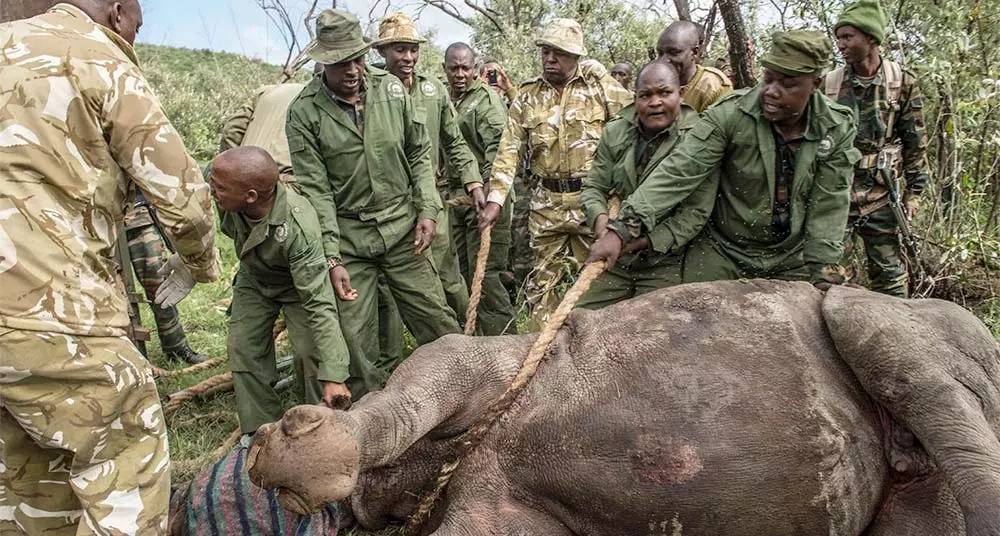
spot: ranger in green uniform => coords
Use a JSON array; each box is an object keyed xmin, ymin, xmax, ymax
[
  {"xmin": 589, "ymin": 30, "xmax": 861, "ymax": 286},
  {"xmin": 444, "ymin": 42, "xmax": 517, "ymax": 334},
  {"xmin": 373, "ymin": 12, "xmax": 479, "ymax": 362},
  {"xmin": 211, "ymin": 147, "xmax": 352, "ymax": 434},
  {"xmin": 287, "ymin": 9, "xmax": 460, "ymax": 395},
  {"xmin": 578, "ymin": 62, "xmax": 716, "ymax": 309},
  {"xmin": 828, "ymin": 0, "xmax": 928, "ymax": 297}
]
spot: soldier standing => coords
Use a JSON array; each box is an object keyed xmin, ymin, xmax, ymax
[
  {"xmin": 479, "ymin": 18, "xmax": 633, "ymax": 330},
  {"xmin": 125, "ymin": 193, "xmax": 207, "ymax": 363},
  {"xmin": 444, "ymin": 42, "xmax": 517, "ymax": 334},
  {"xmin": 610, "ymin": 62, "xmax": 634, "ymax": 90},
  {"xmin": 578, "ymin": 62, "xmax": 716, "ymax": 309},
  {"xmin": 589, "ymin": 31, "xmax": 861, "ymax": 287},
  {"xmin": 210, "ymin": 147, "xmax": 352, "ymax": 434},
  {"xmin": 828, "ymin": 0, "xmax": 928, "ymax": 297},
  {"xmin": 656, "ymin": 20, "xmax": 733, "ymax": 112},
  {"xmin": 0, "ymin": 1, "xmax": 220, "ymax": 533},
  {"xmin": 372, "ymin": 13, "xmax": 478, "ymax": 363},
  {"xmin": 220, "ymin": 81, "xmax": 307, "ymax": 182},
  {"xmin": 287, "ymin": 9, "xmax": 460, "ymax": 397}
]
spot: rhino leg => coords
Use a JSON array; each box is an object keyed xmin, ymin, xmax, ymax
[
  {"xmin": 823, "ymin": 286, "xmax": 1000, "ymax": 536},
  {"xmin": 430, "ymin": 500, "xmax": 574, "ymax": 536},
  {"xmin": 864, "ymin": 472, "xmax": 965, "ymax": 536}
]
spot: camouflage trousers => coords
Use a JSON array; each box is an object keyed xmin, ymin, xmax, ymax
[
  {"xmin": 0, "ymin": 329, "xmax": 169, "ymax": 535},
  {"xmin": 452, "ymin": 191, "xmax": 516, "ymax": 336},
  {"xmin": 842, "ymin": 203, "xmax": 908, "ymax": 298},
  {"xmin": 526, "ymin": 186, "xmax": 593, "ymax": 331},
  {"xmin": 126, "ymin": 222, "xmax": 190, "ymax": 352},
  {"xmin": 507, "ymin": 177, "xmax": 533, "ymax": 302}
]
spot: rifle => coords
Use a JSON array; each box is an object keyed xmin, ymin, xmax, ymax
[
  {"xmin": 877, "ymin": 150, "xmax": 933, "ymax": 296},
  {"xmin": 115, "ymin": 228, "xmax": 152, "ymax": 355}
]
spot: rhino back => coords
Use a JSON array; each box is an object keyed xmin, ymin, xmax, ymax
[{"xmin": 471, "ymin": 280, "xmax": 887, "ymax": 536}]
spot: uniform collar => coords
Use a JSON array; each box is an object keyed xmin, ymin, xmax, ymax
[
  {"xmin": 454, "ymin": 79, "xmax": 485, "ymax": 101},
  {"xmin": 51, "ymin": 3, "xmax": 140, "ymax": 67},
  {"xmin": 846, "ymin": 55, "xmax": 886, "ymax": 87},
  {"xmin": 239, "ymin": 183, "xmax": 289, "ymax": 255}
]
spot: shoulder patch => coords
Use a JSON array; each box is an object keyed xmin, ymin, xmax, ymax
[
  {"xmin": 386, "ymin": 79, "xmax": 405, "ymax": 99},
  {"xmin": 817, "ymin": 135, "xmax": 835, "ymax": 158},
  {"xmin": 273, "ymin": 222, "xmax": 289, "ymax": 243}
]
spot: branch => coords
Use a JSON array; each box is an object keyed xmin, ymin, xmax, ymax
[
  {"xmin": 303, "ymin": 0, "xmax": 321, "ymax": 39},
  {"xmin": 463, "ymin": 0, "xmax": 505, "ymax": 34}
]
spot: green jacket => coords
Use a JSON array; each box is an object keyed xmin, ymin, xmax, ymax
[
  {"xmin": 617, "ymin": 88, "xmax": 861, "ymax": 271},
  {"xmin": 447, "ymin": 80, "xmax": 508, "ymax": 191},
  {"xmin": 286, "ymin": 67, "xmax": 439, "ymax": 261},
  {"xmin": 408, "ymin": 72, "xmax": 479, "ymax": 189},
  {"xmin": 583, "ymin": 104, "xmax": 715, "ymax": 255},
  {"xmin": 219, "ymin": 183, "xmax": 349, "ymax": 383}
]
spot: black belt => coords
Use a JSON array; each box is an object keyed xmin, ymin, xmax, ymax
[{"xmin": 540, "ymin": 178, "xmax": 583, "ymax": 193}]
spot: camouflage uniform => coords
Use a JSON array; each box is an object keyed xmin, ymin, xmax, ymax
[
  {"xmin": 0, "ymin": 5, "xmax": 220, "ymax": 535},
  {"xmin": 124, "ymin": 195, "xmax": 193, "ymax": 354},
  {"xmin": 577, "ymin": 105, "xmax": 715, "ymax": 309},
  {"xmin": 220, "ymin": 83, "xmax": 306, "ymax": 181},
  {"xmin": 448, "ymin": 79, "xmax": 517, "ymax": 335},
  {"xmin": 488, "ymin": 22, "xmax": 633, "ymax": 329},
  {"xmin": 826, "ymin": 59, "xmax": 928, "ymax": 297},
  {"xmin": 682, "ymin": 64, "xmax": 734, "ymax": 112}
]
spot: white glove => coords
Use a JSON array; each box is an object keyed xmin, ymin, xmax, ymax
[{"xmin": 154, "ymin": 255, "xmax": 196, "ymax": 308}]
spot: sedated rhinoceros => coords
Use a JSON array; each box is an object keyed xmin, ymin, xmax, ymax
[{"xmin": 247, "ymin": 280, "xmax": 1000, "ymax": 536}]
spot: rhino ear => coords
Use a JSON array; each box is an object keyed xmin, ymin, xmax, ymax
[{"xmin": 281, "ymin": 405, "xmax": 328, "ymax": 438}]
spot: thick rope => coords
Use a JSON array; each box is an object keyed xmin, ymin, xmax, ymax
[
  {"xmin": 446, "ymin": 196, "xmax": 473, "ymax": 208},
  {"xmin": 463, "ymin": 226, "xmax": 492, "ymax": 336},
  {"xmin": 164, "ymin": 372, "xmax": 234, "ymax": 414},
  {"xmin": 406, "ymin": 200, "xmax": 620, "ymax": 534},
  {"xmin": 151, "ymin": 356, "xmax": 226, "ymax": 378}
]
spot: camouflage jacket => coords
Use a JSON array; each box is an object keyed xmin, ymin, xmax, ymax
[
  {"xmin": 220, "ymin": 83, "xmax": 306, "ymax": 177},
  {"xmin": 219, "ymin": 183, "xmax": 349, "ymax": 383},
  {"xmin": 826, "ymin": 57, "xmax": 928, "ymax": 204},
  {"xmin": 583, "ymin": 104, "xmax": 714, "ymax": 255},
  {"xmin": 447, "ymin": 80, "xmax": 508, "ymax": 193},
  {"xmin": 615, "ymin": 88, "xmax": 861, "ymax": 271},
  {"xmin": 486, "ymin": 67, "xmax": 633, "ymax": 205},
  {"xmin": 0, "ymin": 4, "xmax": 219, "ymax": 337},
  {"xmin": 683, "ymin": 65, "xmax": 734, "ymax": 113},
  {"xmin": 286, "ymin": 67, "xmax": 439, "ymax": 261},
  {"xmin": 408, "ymin": 72, "xmax": 479, "ymax": 190}
]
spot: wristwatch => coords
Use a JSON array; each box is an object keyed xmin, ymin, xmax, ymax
[{"xmin": 327, "ymin": 258, "xmax": 343, "ymax": 270}]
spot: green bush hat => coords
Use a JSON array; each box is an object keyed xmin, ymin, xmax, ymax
[
  {"xmin": 534, "ymin": 18, "xmax": 588, "ymax": 57},
  {"xmin": 305, "ymin": 9, "xmax": 371, "ymax": 65},
  {"xmin": 372, "ymin": 12, "xmax": 427, "ymax": 47},
  {"xmin": 835, "ymin": 0, "xmax": 889, "ymax": 44},
  {"xmin": 759, "ymin": 29, "xmax": 834, "ymax": 77}
]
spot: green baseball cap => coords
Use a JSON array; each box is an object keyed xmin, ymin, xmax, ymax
[
  {"xmin": 305, "ymin": 9, "xmax": 371, "ymax": 65},
  {"xmin": 759, "ymin": 30, "xmax": 833, "ymax": 77}
]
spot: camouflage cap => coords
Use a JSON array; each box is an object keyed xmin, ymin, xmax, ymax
[
  {"xmin": 759, "ymin": 30, "xmax": 833, "ymax": 77},
  {"xmin": 535, "ymin": 18, "xmax": 588, "ymax": 57},
  {"xmin": 372, "ymin": 12, "xmax": 427, "ymax": 47},
  {"xmin": 305, "ymin": 9, "xmax": 371, "ymax": 65}
]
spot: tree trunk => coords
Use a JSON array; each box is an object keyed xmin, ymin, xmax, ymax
[
  {"xmin": 672, "ymin": 0, "xmax": 691, "ymax": 21},
  {"xmin": 0, "ymin": 0, "xmax": 55, "ymax": 23},
  {"xmin": 718, "ymin": 0, "xmax": 755, "ymax": 89}
]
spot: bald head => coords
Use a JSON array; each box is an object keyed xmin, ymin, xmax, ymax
[
  {"xmin": 210, "ymin": 147, "xmax": 280, "ymax": 214},
  {"xmin": 637, "ymin": 61, "xmax": 680, "ymax": 90},
  {"xmin": 656, "ymin": 21, "xmax": 703, "ymax": 84},
  {"xmin": 68, "ymin": 0, "xmax": 142, "ymax": 44},
  {"xmin": 444, "ymin": 42, "xmax": 475, "ymax": 62}
]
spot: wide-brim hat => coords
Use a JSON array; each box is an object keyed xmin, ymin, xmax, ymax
[
  {"xmin": 371, "ymin": 12, "xmax": 427, "ymax": 47},
  {"xmin": 534, "ymin": 18, "xmax": 587, "ymax": 57},
  {"xmin": 306, "ymin": 9, "xmax": 371, "ymax": 65}
]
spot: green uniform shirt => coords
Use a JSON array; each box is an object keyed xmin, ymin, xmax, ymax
[
  {"xmin": 219, "ymin": 183, "xmax": 349, "ymax": 383},
  {"xmin": 447, "ymin": 79, "xmax": 508, "ymax": 191},
  {"xmin": 583, "ymin": 104, "xmax": 715, "ymax": 255},
  {"xmin": 616, "ymin": 88, "xmax": 861, "ymax": 271},
  {"xmin": 286, "ymin": 67, "xmax": 440, "ymax": 261},
  {"xmin": 408, "ymin": 73, "xmax": 480, "ymax": 189}
]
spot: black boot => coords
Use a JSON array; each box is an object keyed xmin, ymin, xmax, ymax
[{"xmin": 165, "ymin": 343, "xmax": 208, "ymax": 364}]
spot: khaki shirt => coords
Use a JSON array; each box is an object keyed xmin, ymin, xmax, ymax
[
  {"xmin": 0, "ymin": 4, "xmax": 219, "ymax": 337},
  {"xmin": 220, "ymin": 83, "xmax": 306, "ymax": 176},
  {"xmin": 683, "ymin": 65, "xmax": 734, "ymax": 113},
  {"xmin": 487, "ymin": 69, "xmax": 633, "ymax": 205}
]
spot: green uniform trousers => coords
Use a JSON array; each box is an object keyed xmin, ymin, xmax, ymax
[
  {"xmin": 843, "ymin": 203, "xmax": 908, "ymax": 297},
  {"xmin": 0, "ymin": 329, "xmax": 169, "ymax": 535},
  {"xmin": 453, "ymin": 192, "xmax": 516, "ymax": 335},
  {"xmin": 343, "ymin": 221, "xmax": 461, "ymax": 394},
  {"xmin": 576, "ymin": 249, "xmax": 684, "ymax": 310},
  {"xmin": 228, "ymin": 274, "xmax": 348, "ymax": 434},
  {"xmin": 126, "ymin": 222, "xmax": 190, "ymax": 352},
  {"xmin": 682, "ymin": 234, "xmax": 812, "ymax": 282},
  {"xmin": 378, "ymin": 193, "xmax": 468, "ymax": 367},
  {"xmin": 508, "ymin": 176, "xmax": 533, "ymax": 299}
]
